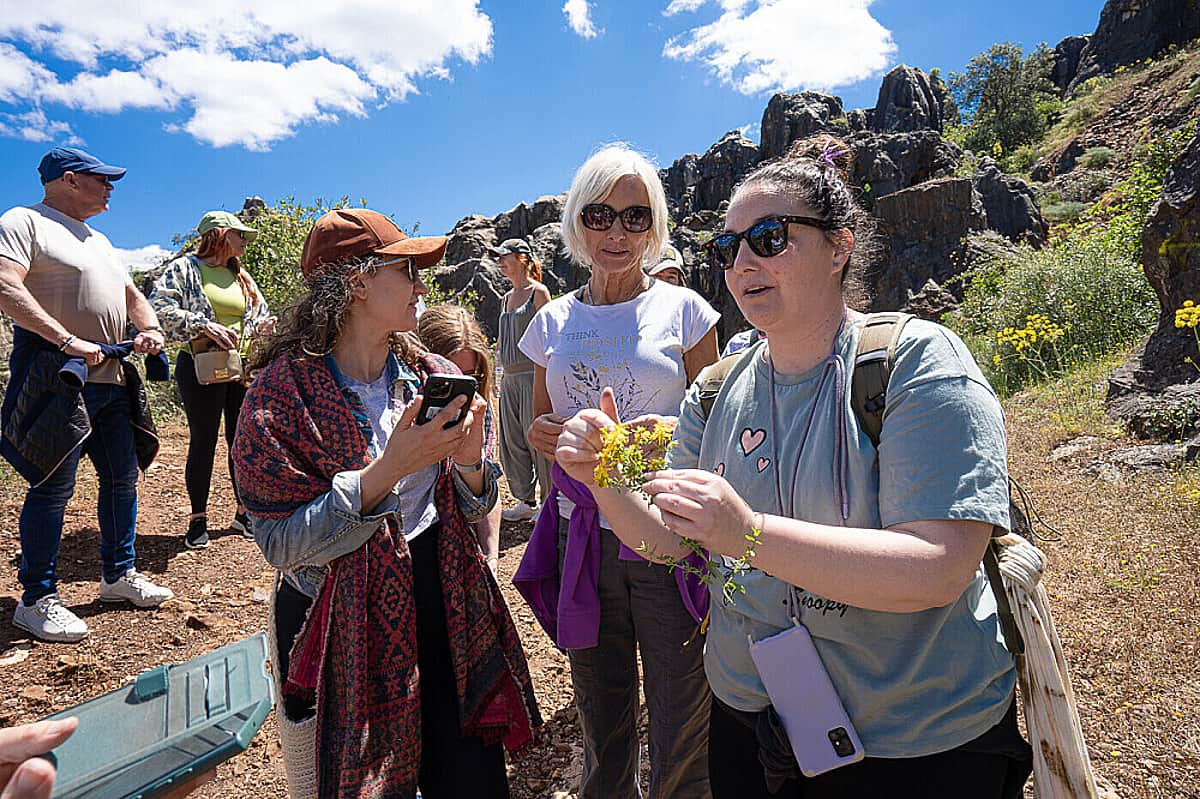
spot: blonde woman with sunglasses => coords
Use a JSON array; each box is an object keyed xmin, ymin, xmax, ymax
[{"xmin": 514, "ymin": 143, "xmax": 720, "ymax": 799}]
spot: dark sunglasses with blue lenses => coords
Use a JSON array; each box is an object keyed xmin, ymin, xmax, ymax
[
  {"xmin": 580, "ymin": 203, "xmax": 653, "ymax": 234},
  {"xmin": 705, "ymin": 215, "xmax": 835, "ymax": 271}
]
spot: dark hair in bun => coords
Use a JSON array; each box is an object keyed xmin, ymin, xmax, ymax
[{"xmin": 731, "ymin": 134, "xmax": 877, "ymax": 308}]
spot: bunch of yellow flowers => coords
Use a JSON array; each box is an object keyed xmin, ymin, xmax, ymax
[
  {"xmin": 1174, "ymin": 299, "xmax": 1200, "ymax": 329},
  {"xmin": 996, "ymin": 313, "xmax": 1067, "ymax": 353},
  {"xmin": 594, "ymin": 421, "xmax": 674, "ymax": 490}
]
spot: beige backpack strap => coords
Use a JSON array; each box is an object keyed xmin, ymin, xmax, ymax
[
  {"xmin": 696, "ymin": 351, "xmax": 751, "ymax": 422},
  {"xmin": 850, "ymin": 312, "xmax": 913, "ymax": 447}
]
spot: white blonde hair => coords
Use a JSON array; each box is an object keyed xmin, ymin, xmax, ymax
[{"xmin": 561, "ymin": 143, "xmax": 669, "ymax": 270}]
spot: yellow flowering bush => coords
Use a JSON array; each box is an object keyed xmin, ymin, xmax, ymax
[
  {"xmin": 1174, "ymin": 300, "xmax": 1200, "ymax": 373},
  {"xmin": 595, "ymin": 420, "xmax": 761, "ymax": 603},
  {"xmin": 992, "ymin": 313, "xmax": 1070, "ymax": 384}
]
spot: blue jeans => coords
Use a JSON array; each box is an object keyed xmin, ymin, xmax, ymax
[{"xmin": 19, "ymin": 381, "xmax": 138, "ymax": 604}]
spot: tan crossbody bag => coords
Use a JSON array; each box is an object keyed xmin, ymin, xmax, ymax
[{"xmin": 189, "ymin": 335, "xmax": 244, "ymax": 385}]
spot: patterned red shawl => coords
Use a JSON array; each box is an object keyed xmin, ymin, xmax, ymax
[{"xmin": 234, "ymin": 352, "xmax": 540, "ymax": 798}]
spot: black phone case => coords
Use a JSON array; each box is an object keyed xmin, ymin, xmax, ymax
[{"xmin": 417, "ymin": 374, "xmax": 478, "ymax": 428}]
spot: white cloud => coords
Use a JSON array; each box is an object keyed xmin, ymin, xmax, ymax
[
  {"xmin": 0, "ymin": 108, "xmax": 77, "ymax": 143},
  {"xmin": 563, "ymin": 0, "xmax": 601, "ymax": 38},
  {"xmin": 115, "ymin": 244, "xmax": 174, "ymax": 274},
  {"xmin": 0, "ymin": 1, "xmax": 494, "ymax": 149},
  {"xmin": 663, "ymin": 0, "xmax": 896, "ymax": 95},
  {"xmin": 737, "ymin": 121, "xmax": 761, "ymax": 143}
]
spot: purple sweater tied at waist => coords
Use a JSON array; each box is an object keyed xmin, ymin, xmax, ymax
[{"xmin": 513, "ymin": 462, "xmax": 709, "ymax": 650}]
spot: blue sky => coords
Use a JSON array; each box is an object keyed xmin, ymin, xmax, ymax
[{"xmin": 0, "ymin": 0, "xmax": 1103, "ymax": 267}]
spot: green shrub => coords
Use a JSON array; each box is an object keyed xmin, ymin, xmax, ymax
[
  {"xmin": 948, "ymin": 234, "xmax": 1158, "ymax": 395},
  {"xmin": 1060, "ymin": 95, "xmax": 1101, "ymax": 133},
  {"xmin": 1080, "ymin": 146, "xmax": 1116, "ymax": 168},
  {"xmin": 1002, "ymin": 143, "xmax": 1040, "ymax": 175},
  {"xmin": 1041, "ymin": 201, "xmax": 1088, "ymax": 223},
  {"xmin": 1188, "ymin": 76, "xmax": 1200, "ymax": 101}
]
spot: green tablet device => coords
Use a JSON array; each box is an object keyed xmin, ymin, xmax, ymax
[{"xmin": 41, "ymin": 633, "xmax": 274, "ymax": 799}]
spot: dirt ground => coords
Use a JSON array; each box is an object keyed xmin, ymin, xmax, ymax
[{"xmin": 0, "ymin": 408, "xmax": 1197, "ymax": 798}]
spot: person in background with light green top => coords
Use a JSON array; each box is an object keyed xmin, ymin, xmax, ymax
[
  {"xmin": 556, "ymin": 134, "xmax": 1032, "ymax": 798},
  {"xmin": 149, "ymin": 210, "xmax": 275, "ymax": 549}
]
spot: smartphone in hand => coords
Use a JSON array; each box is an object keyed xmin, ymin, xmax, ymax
[{"xmin": 417, "ymin": 374, "xmax": 478, "ymax": 429}]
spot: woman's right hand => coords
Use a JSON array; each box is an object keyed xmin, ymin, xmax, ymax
[
  {"xmin": 555, "ymin": 388, "xmax": 620, "ymax": 486},
  {"xmin": 201, "ymin": 322, "xmax": 239, "ymax": 350},
  {"xmin": 378, "ymin": 395, "xmax": 473, "ymax": 480},
  {"xmin": 528, "ymin": 412, "xmax": 567, "ymax": 457}
]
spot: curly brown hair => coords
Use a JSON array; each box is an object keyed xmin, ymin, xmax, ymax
[{"xmin": 248, "ymin": 255, "xmax": 425, "ymax": 371}]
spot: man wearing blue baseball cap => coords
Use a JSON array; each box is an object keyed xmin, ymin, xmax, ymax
[{"xmin": 0, "ymin": 146, "xmax": 173, "ymax": 642}]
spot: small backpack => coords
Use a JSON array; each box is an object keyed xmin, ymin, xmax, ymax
[{"xmin": 696, "ymin": 313, "xmax": 1026, "ymax": 655}]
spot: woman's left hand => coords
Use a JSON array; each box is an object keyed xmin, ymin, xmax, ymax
[
  {"xmin": 451, "ymin": 394, "xmax": 489, "ymax": 465},
  {"xmin": 641, "ymin": 469, "xmax": 757, "ymax": 558}
]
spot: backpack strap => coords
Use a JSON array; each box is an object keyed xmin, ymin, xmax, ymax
[
  {"xmin": 850, "ymin": 312, "xmax": 912, "ymax": 447},
  {"xmin": 696, "ymin": 350, "xmax": 751, "ymax": 422}
]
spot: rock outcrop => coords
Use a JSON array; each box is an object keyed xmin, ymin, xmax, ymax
[
  {"xmin": 758, "ymin": 92, "xmax": 845, "ymax": 162},
  {"xmin": 1070, "ymin": 0, "xmax": 1200, "ymax": 91},
  {"xmin": 871, "ymin": 65, "xmax": 948, "ymax": 133},
  {"xmin": 1051, "ymin": 34, "xmax": 1092, "ymax": 93},
  {"xmin": 848, "ymin": 130, "xmax": 963, "ymax": 200},
  {"xmin": 870, "ymin": 178, "xmax": 988, "ymax": 311},
  {"xmin": 973, "ymin": 157, "xmax": 1048, "ymax": 246},
  {"xmin": 663, "ymin": 131, "xmax": 760, "ymax": 218},
  {"xmin": 1107, "ymin": 132, "xmax": 1200, "ymax": 441}
]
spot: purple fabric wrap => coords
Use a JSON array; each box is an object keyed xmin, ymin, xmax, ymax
[{"xmin": 512, "ymin": 463, "xmax": 709, "ymax": 650}]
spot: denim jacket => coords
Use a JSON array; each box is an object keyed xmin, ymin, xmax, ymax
[{"xmin": 252, "ymin": 351, "xmax": 499, "ymax": 598}]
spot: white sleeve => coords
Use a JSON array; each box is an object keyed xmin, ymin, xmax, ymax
[
  {"xmin": 680, "ymin": 290, "xmax": 721, "ymax": 351},
  {"xmin": 0, "ymin": 209, "xmax": 35, "ymax": 269},
  {"xmin": 518, "ymin": 305, "xmax": 551, "ymax": 368}
]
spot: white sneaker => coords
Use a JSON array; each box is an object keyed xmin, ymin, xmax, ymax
[
  {"xmin": 13, "ymin": 594, "xmax": 89, "ymax": 643},
  {"xmin": 99, "ymin": 569, "xmax": 174, "ymax": 608},
  {"xmin": 501, "ymin": 502, "xmax": 538, "ymax": 522}
]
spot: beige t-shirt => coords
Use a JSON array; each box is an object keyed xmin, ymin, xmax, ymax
[{"xmin": 0, "ymin": 203, "xmax": 130, "ymax": 384}]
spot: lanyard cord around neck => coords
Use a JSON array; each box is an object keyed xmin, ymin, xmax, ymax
[{"xmin": 766, "ymin": 317, "xmax": 852, "ymax": 525}]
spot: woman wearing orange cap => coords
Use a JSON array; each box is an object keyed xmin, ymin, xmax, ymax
[{"xmin": 233, "ymin": 209, "xmax": 539, "ymax": 799}]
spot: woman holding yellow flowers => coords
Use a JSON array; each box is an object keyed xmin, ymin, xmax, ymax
[
  {"xmin": 556, "ymin": 135, "xmax": 1032, "ymax": 798},
  {"xmin": 150, "ymin": 210, "xmax": 274, "ymax": 549}
]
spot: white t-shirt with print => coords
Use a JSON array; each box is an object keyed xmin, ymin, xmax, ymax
[{"xmin": 519, "ymin": 279, "xmax": 719, "ymax": 526}]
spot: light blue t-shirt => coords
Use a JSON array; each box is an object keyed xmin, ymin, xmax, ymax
[{"xmin": 667, "ymin": 313, "xmax": 1015, "ymax": 758}]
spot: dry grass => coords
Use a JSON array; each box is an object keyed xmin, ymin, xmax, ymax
[{"xmin": 1005, "ymin": 359, "xmax": 1200, "ymax": 798}]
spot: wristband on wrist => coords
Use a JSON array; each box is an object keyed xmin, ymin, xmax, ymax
[
  {"xmin": 58, "ymin": 334, "xmax": 75, "ymax": 352},
  {"xmin": 142, "ymin": 325, "xmax": 163, "ymax": 333},
  {"xmin": 453, "ymin": 459, "xmax": 484, "ymax": 473}
]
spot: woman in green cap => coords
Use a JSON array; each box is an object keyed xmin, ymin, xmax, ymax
[{"xmin": 149, "ymin": 210, "xmax": 275, "ymax": 548}]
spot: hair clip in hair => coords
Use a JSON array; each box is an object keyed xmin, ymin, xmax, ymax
[{"xmin": 821, "ymin": 141, "xmax": 848, "ymax": 169}]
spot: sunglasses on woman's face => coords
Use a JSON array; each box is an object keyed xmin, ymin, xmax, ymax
[
  {"xmin": 704, "ymin": 215, "xmax": 833, "ymax": 271},
  {"xmin": 580, "ymin": 203, "xmax": 653, "ymax": 234},
  {"xmin": 377, "ymin": 255, "xmax": 419, "ymax": 281}
]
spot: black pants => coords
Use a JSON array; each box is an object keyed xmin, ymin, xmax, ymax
[
  {"xmin": 709, "ymin": 695, "xmax": 1031, "ymax": 799},
  {"xmin": 273, "ymin": 523, "xmax": 510, "ymax": 798},
  {"xmin": 176, "ymin": 350, "xmax": 246, "ymax": 516}
]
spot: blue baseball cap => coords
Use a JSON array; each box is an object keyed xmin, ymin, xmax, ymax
[{"xmin": 37, "ymin": 146, "xmax": 127, "ymax": 184}]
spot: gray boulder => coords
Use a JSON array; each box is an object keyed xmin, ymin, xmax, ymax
[
  {"xmin": 870, "ymin": 178, "xmax": 988, "ymax": 311},
  {"xmin": 528, "ymin": 223, "xmax": 578, "ymax": 296},
  {"xmin": 1051, "ymin": 35, "xmax": 1091, "ymax": 93},
  {"xmin": 758, "ymin": 92, "xmax": 845, "ymax": 162},
  {"xmin": 663, "ymin": 131, "xmax": 760, "ymax": 219},
  {"xmin": 494, "ymin": 194, "xmax": 566, "ymax": 242},
  {"xmin": 871, "ymin": 65, "xmax": 946, "ymax": 133},
  {"xmin": 444, "ymin": 215, "xmax": 497, "ymax": 265},
  {"xmin": 847, "ymin": 108, "xmax": 873, "ymax": 132},
  {"xmin": 1069, "ymin": 0, "xmax": 1200, "ymax": 91},
  {"xmin": 972, "ymin": 157, "xmax": 1047, "ymax": 247},
  {"xmin": 847, "ymin": 130, "xmax": 963, "ymax": 201},
  {"xmin": 901, "ymin": 279, "xmax": 959, "ymax": 321}
]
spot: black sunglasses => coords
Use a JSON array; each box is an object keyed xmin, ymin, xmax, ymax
[
  {"xmin": 377, "ymin": 255, "xmax": 419, "ymax": 281},
  {"xmin": 580, "ymin": 203, "xmax": 653, "ymax": 234},
  {"xmin": 705, "ymin": 215, "xmax": 834, "ymax": 271}
]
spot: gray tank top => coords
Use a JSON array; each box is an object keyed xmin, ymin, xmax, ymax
[{"xmin": 497, "ymin": 291, "xmax": 539, "ymax": 372}]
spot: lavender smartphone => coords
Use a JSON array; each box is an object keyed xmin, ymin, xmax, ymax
[{"xmin": 748, "ymin": 623, "xmax": 865, "ymax": 777}]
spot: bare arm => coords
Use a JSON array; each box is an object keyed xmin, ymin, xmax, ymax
[
  {"xmin": 528, "ymin": 365, "xmax": 565, "ymax": 457},
  {"xmin": 0, "ymin": 255, "xmax": 102, "ymax": 361},
  {"xmin": 125, "ymin": 282, "xmax": 164, "ymax": 354},
  {"xmin": 683, "ymin": 327, "xmax": 719, "ymax": 383}
]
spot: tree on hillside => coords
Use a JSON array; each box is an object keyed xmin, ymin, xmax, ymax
[{"xmin": 950, "ymin": 42, "xmax": 1058, "ymax": 155}]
